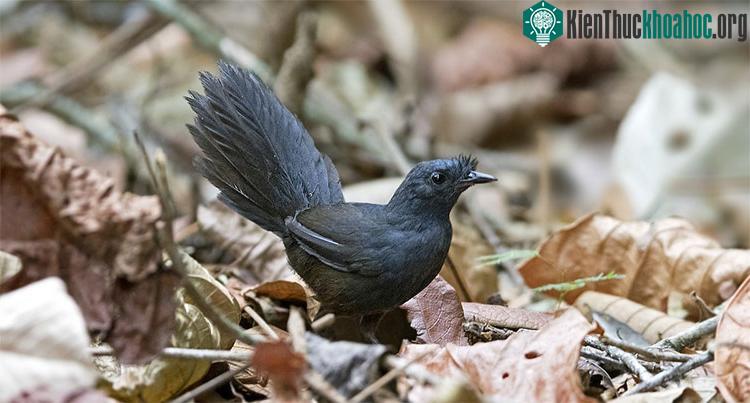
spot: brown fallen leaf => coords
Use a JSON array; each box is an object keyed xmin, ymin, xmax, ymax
[
  {"xmin": 252, "ymin": 341, "xmax": 306, "ymax": 399},
  {"xmin": 432, "ymin": 18, "xmax": 616, "ymax": 92},
  {"xmin": 400, "ymin": 308, "xmax": 595, "ymax": 402},
  {"xmin": 0, "ymin": 110, "xmax": 176, "ymax": 364},
  {"xmin": 462, "ymin": 302, "xmax": 553, "ymax": 330},
  {"xmin": 715, "ymin": 275, "xmax": 750, "ymax": 403},
  {"xmin": 519, "ymin": 213, "xmax": 750, "ymax": 314},
  {"xmin": 402, "ymin": 276, "xmax": 468, "ymax": 346},
  {"xmin": 574, "ymin": 291, "xmax": 694, "ymax": 344},
  {"xmin": 197, "ymin": 202, "xmax": 294, "ymax": 285},
  {"xmin": 252, "ymin": 279, "xmax": 321, "ymax": 320}
]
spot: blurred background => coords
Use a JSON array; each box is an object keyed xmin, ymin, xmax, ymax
[{"xmin": 1, "ymin": 0, "xmax": 748, "ymax": 249}]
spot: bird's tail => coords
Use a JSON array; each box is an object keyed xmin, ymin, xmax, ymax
[{"xmin": 187, "ymin": 61, "xmax": 344, "ymax": 235}]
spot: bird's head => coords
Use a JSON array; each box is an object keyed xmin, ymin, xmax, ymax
[{"xmin": 388, "ymin": 155, "xmax": 496, "ymax": 216}]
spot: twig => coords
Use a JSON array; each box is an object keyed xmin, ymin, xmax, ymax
[
  {"xmin": 689, "ymin": 291, "xmax": 716, "ymax": 320},
  {"xmin": 90, "ymin": 346, "xmax": 252, "ymax": 362},
  {"xmin": 583, "ymin": 337, "xmax": 664, "ymax": 373},
  {"xmin": 133, "ymin": 131, "xmax": 263, "ymax": 347},
  {"xmin": 650, "ymin": 315, "xmax": 719, "ymax": 352},
  {"xmin": 311, "ymin": 313, "xmax": 335, "ymax": 332},
  {"xmin": 367, "ymin": 0, "xmax": 418, "ymax": 95},
  {"xmin": 384, "ymin": 355, "xmax": 442, "ymax": 385},
  {"xmin": 303, "ymin": 371, "xmax": 349, "ymax": 403},
  {"xmin": 1, "ymin": 82, "xmax": 120, "ymax": 152},
  {"xmin": 371, "ymin": 120, "xmax": 413, "ymax": 176},
  {"xmin": 13, "ymin": 13, "xmax": 167, "ymax": 112},
  {"xmin": 350, "ymin": 349, "xmax": 432, "ymax": 403},
  {"xmin": 602, "ymin": 336, "xmax": 693, "ymax": 362},
  {"xmin": 445, "ymin": 255, "xmax": 472, "ymax": 302},
  {"xmin": 143, "ymin": 0, "xmax": 273, "ymax": 83},
  {"xmin": 287, "ymin": 306, "xmax": 308, "ymax": 354},
  {"xmin": 606, "ymin": 345, "xmax": 653, "ymax": 381},
  {"xmin": 580, "ymin": 346, "xmax": 628, "ymax": 371},
  {"xmin": 162, "ymin": 347, "xmax": 252, "ymax": 362},
  {"xmin": 624, "ymin": 351, "xmax": 714, "ymax": 396},
  {"xmin": 274, "ymin": 12, "xmax": 317, "ymax": 116},
  {"xmin": 171, "ymin": 363, "xmax": 250, "ymax": 403},
  {"xmin": 243, "ymin": 305, "xmax": 279, "ymax": 341}
]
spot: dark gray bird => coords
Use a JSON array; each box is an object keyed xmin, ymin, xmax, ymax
[{"xmin": 187, "ymin": 62, "xmax": 496, "ymax": 339}]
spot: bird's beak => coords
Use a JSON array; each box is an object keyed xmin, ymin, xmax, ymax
[{"xmin": 460, "ymin": 170, "xmax": 497, "ymax": 186}]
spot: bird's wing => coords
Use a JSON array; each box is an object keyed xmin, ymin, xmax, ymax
[{"xmin": 285, "ymin": 204, "xmax": 388, "ymax": 277}]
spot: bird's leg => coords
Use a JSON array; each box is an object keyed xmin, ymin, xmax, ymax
[{"xmin": 359, "ymin": 311, "xmax": 385, "ymax": 344}]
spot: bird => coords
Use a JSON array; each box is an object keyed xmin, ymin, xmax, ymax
[{"xmin": 187, "ymin": 62, "xmax": 496, "ymax": 340}]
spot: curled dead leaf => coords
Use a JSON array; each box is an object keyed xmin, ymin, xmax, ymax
[
  {"xmin": 462, "ymin": 302, "xmax": 553, "ymax": 330},
  {"xmin": 251, "ymin": 341, "xmax": 306, "ymax": 399},
  {"xmin": 715, "ymin": 275, "xmax": 750, "ymax": 403},
  {"xmin": 0, "ymin": 112, "xmax": 176, "ymax": 364},
  {"xmin": 400, "ymin": 309, "xmax": 595, "ymax": 402},
  {"xmin": 574, "ymin": 291, "xmax": 694, "ymax": 344},
  {"xmin": 252, "ymin": 279, "xmax": 320, "ymax": 320},
  {"xmin": 402, "ymin": 275, "xmax": 468, "ymax": 346},
  {"xmin": 519, "ymin": 213, "xmax": 750, "ymax": 314}
]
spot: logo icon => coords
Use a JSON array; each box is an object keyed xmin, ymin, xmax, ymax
[{"xmin": 523, "ymin": 1, "xmax": 563, "ymax": 47}]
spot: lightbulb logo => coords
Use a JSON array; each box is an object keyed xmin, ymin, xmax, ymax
[{"xmin": 523, "ymin": 1, "xmax": 563, "ymax": 47}]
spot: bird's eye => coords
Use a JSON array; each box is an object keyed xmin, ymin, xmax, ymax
[{"xmin": 431, "ymin": 172, "xmax": 446, "ymax": 184}]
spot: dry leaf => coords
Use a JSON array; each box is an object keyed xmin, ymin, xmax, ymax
[
  {"xmin": 402, "ymin": 275, "xmax": 468, "ymax": 346},
  {"xmin": 180, "ymin": 251, "xmax": 241, "ymax": 349},
  {"xmin": 715, "ymin": 275, "xmax": 750, "ymax": 403},
  {"xmin": 400, "ymin": 309, "xmax": 595, "ymax": 402},
  {"xmin": 462, "ymin": 302, "xmax": 553, "ymax": 330},
  {"xmin": 0, "ymin": 112, "xmax": 177, "ymax": 364},
  {"xmin": 252, "ymin": 341, "xmax": 306, "ymax": 398},
  {"xmin": 253, "ymin": 279, "xmax": 321, "ymax": 320},
  {"xmin": 432, "ymin": 18, "xmax": 615, "ymax": 92},
  {"xmin": 105, "ymin": 255, "xmax": 238, "ymax": 402},
  {"xmin": 0, "ymin": 278, "xmax": 97, "ymax": 401},
  {"xmin": 574, "ymin": 291, "xmax": 694, "ymax": 344},
  {"xmin": 229, "ymin": 340, "xmax": 270, "ymax": 397},
  {"xmin": 197, "ymin": 202, "xmax": 294, "ymax": 284},
  {"xmin": 519, "ymin": 213, "xmax": 750, "ymax": 313}
]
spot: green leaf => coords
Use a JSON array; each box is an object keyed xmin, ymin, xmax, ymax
[
  {"xmin": 532, "ymin": 272, "xmax": 625, "ymax": 293},
  {"xmin": 476, "ymin": 250, "xmax": 539, "ymax": 267}
]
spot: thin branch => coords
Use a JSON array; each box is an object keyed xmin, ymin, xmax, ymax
[
  {"xmin": 303, "ymin": 371, "xmax": 349, "ymax": 403},
  {"xmin": 274, "ymin": 11, "xmax": 318, "ymax": 116},
  {"xmin": 142, "ymin": 0, "xmax": 273, "ymax": 82},
  {"xmin": 311, "ymin": 313, "xmax": 336, "ymax": 332},
  {"xmin": 133, "ymin": 132, "xmax": 263, "ymax": 347},
  {"xmin": 606, "ymin": 345, "xmax": 653, "ymax": 381},
  {"xmin": 13, "ymin": 13, "xmax": 167, "ymax": 112},
  {"xmin": 624, "ymin": 351, "xmax": 714, "ymax": 396},
  {"xmin": 445, "ymin": 254, "xmax": 472, "ymax": 302},
  {"xmin": 384, "ymin": 355, "xmax": 442, "ymax": 385},
  {"xmin": 243, "ymin": 305, "xmax": 279, "ymax": 341},
  {"xmin": 601, "ymin": 336, "xmax": 694, "ymax": 362},
  {"xmin": 350, "ymin": 349, "xmax": 432, "ymax": 403},
  {"xmin": 90, "ymin": 346, "xmax": 252, "ymax": 362},
  {"xmin": 171, "ymin": 363, "xmax": 250, "ymax": 403},
  {"xmin": 650, "ymin": 315, "xmax": 719, "ymax": 352}
]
